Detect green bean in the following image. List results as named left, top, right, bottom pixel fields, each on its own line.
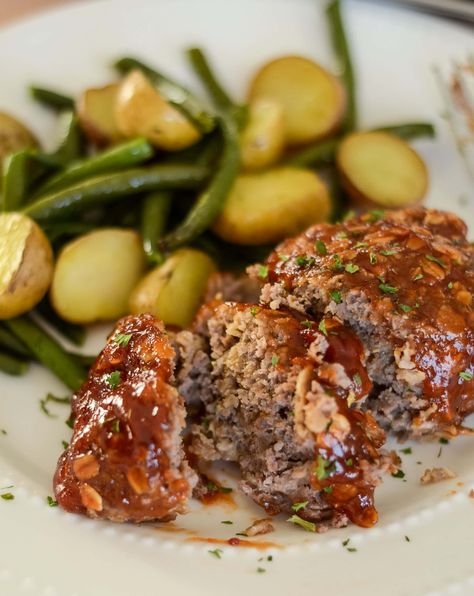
left=52, top=111, right=84, bottom=167
left=187, top=47, right=247, bottom=128
left=69, top=353, right=96, bottom=368
left=5, top=316, right=85, bottom=390
left=1, top=150, right=29, bottom=211
left=160, top=116, right=240, bottom=250
left=29, top=86, right=74, bottom=111
left=36, top=300, right=86, bottom=346
left=0, top=325, right=32, bottom=358
left=326, top=0, right=356, bottom=132
left=23, top=164, right=209, bottom=221
left=114, top=57, right=215, bottom=134
left=35, top=138, right=154, bottom=196
left=284, top=122, right=435, bottom=167
left=43, top=221, right=97, bottom=243
left=141, top=191, right=171, bottom=265
left=0, top=351, right=29, bottom=376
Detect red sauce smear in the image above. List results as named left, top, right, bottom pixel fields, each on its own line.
left=187, top=536, right=282, bottom=550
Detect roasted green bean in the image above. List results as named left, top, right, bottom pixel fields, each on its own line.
left=29, top=86, right=75, bottom=111
left=141, top=191, right=171, bottom=265
left=23, top=164, right=209, bottom=221
left=160, top=116, right=239, bottom=250
left=36, top=300, right=86, bottom=346
left=0, top=325, right=32, bottom=358
left=1, top=150, right=29, bottom=211
left=51, top=111, right=84, bottom=167
left=114, top=56, right=215, bottom=133
left=36, top=137, right=154, bottom=195
left=0, top=351, right=29, bottom=376
left=5, top=316, right=85, bottom=390
left=326, top=0, right=356, bottom=132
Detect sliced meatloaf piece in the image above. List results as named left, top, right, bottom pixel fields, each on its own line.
left=54, top=314, right=197, bottom=522
left=186, top=302, right=394, bottom=530
left=253, top=208, right=474, bottom=438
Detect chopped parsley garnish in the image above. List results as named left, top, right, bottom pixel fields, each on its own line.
left=257, top=265, right=269, bottom=279
left=114, top=333, right=132, bottom=347
left=329, top=290, right=342, bottom=304
left=46, top=496, right=58, bottom=507
left=342, top=538, right=357, bottom=552
left=369, top=253, right=377, bottom=265
left=335, top=231, right=348, bottom=240
left=459, top=370, right=473, bottom=381
left=295, top=255, right=315, bottom=268
left=65, top=415, right=74, bottom=429
left=392, top=469, right=405, bottom=479
left=61, top=440, right=69, bottom=449
left=257, top=568, right=266, bottom=574
left=439, top=438, right=449, bottom=445
left=345, top=263, right=359, bottom=274
left=40, top=393, right=71, bottom=418
left=353, top=373, right=362, bottom=387
left=332, top=254, right=343, bottom=271
left=287, top=514, right=316, bottom=532
left=345, top=458, right=353, bottom=466
left=347, top=547, right=357, bottom=553
left=354, top=241, right=368, bottom=249
left=314, top=455, right=334, bottom=480
left=368, top=210, right=385, bottom=221
left=1, top=493, right=14, bottom=501
left=249, top=306, right=260, bottom=317
left=278, top=254, right=289, bottom=262
left=205, top=482, right=233, bottom=494
left=425, top=254, right=446, bottom=268
left=379, top=282, right=398, bottom=294
left=412, top=273, right=424, bottom=281
left=271, top=354, right=279, bottom=366
left=323, top=486, right=333, bottom=494
left=0, top=429, right=6, bottom=435
left=111, top=419, right=120, bottom=433
left=106, top=371, right=121, bottom=389
left=380, top=249, right=397, bottom=256
left=448, top=282, right=454, bottom=289
left=318, top=320, right=328, bottom=337
left=437, top=446, right=443, bottom=458
left=315, top=240, right=327, bottom=255
left=405, top=535, right=410, bottom=542
left=301, top=320, right=313, bottom=329
left=208, top=549, right=223, bottom=559
left=400, top=447, right=412, bottom=455
left=399, top=304, right=412, bottom=313
left=221, top=520, right=233, bottom=525
left=291, top=501, right=308, bottom=512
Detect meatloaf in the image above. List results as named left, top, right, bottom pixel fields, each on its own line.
left=254, top=208, right=474, bottom=438
left=54, top=314, right=197, bottom=522
left=185, top=302, right=394, bottom=530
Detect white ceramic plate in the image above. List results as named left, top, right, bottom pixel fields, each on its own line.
left=1, top=1, right=474, bottom=594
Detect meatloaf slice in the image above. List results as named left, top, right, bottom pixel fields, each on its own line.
left=54, top=314, right=197, bottom=522
left=186, top=302, right=394, bottom=530
left=254, top=208, right=474, bottom=438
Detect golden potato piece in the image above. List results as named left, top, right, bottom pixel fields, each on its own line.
left=337, top=131, right=428, bottom=208
left=240, top=98, right=285, bottom=170
left=76, top=83, right=123, bottom=145
left=129, top=248, right=216, bottom=328
left=248, top=56, right=345, bottom=146
left=51, top=229, right=146, bottom=324
left=0, top=212, right=53, bottom=319
left=0, top=112, right=38, bottom=166
left=213, top=167, right=331, bottom=245
left=115, top=70, right=201, bottom=151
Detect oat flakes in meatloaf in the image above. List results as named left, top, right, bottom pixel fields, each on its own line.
left=253, top=208, right=474, bottom=438
left=181, top=302, right=395, bottom=530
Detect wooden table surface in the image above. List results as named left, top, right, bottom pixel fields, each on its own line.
left=0, top=0, right=78, bottom=27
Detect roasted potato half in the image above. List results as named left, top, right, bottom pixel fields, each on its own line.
left=129, top=248, right=216, bottom=328
left=248, top=55, right=345, bottom=146
left=0, top=112, right=38, bottom=167
left=213, top=167, right=331, bottom=245
left=240, top=98, right=285, bottom=170
left=76, top=83, right=123, bottom=145
left=0, top=212, right=53, bottom=319
left=337, top=131, right=428, bottom=208
left=116, top=70, right=201, bottom=151
left=51, top=229, right=146, bottom=324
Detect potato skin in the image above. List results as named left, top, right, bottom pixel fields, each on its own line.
left=0, top=112, right=38, bottom=166
left=0, top=213, right=53, bottom=319
left=240, top=98, right=285, bottom=170
left=76, top=83, right=123, bottom=145
left=115, top=70, right=201, bottom=151
left=213, top=167, right=331, bottom=245
left=248, top=55, right=345, bottom=146
left=51, top=228, right=146, bottom=324
left=336, top=131, right=428, bottom=209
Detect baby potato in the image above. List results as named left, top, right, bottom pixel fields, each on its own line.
left=76, top=83, right=123, bottom=145
left=248, top=55, right=345, bottom=146
left=51, top=229, right=146, bottom=324
left=129, top=248, right=216, bottom=328
left=337, top=131, right=428, bottom=208
left=0, top=112, right=38, bottom=166
left=0, top=212, right=53, bottom=319
left=116, top=70, right=201, bottom=151
left=240, top=98, right=285, bottom=170
left=213, top=167, right=331, bottom=245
